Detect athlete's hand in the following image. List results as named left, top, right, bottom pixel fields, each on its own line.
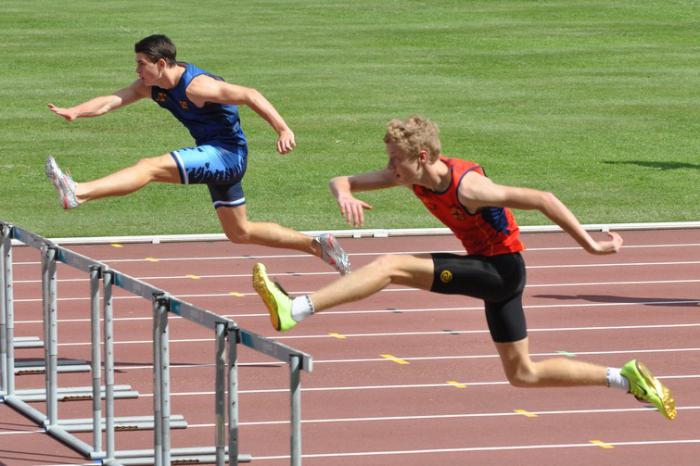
left=48, top=103, right=78, bottom=122
left=337, top=193, right=372, bottom=227
left=589, top=231, right=623, bottom=255
left=276, top=129, right=296, bottom=154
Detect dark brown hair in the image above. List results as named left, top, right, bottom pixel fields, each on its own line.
left=134, top=34, right=177, bottom=65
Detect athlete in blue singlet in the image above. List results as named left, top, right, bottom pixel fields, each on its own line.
left=45, top=34, right=350, bottom=275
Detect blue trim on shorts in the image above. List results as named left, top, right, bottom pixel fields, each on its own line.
left=169, top=152, right=187, bottom=184
left=213, top=197, right=247, bottom=209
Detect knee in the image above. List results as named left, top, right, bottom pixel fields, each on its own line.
left=370, top=254, right=404, bottom=280
left=223, top=222, right=252, bottom=244
left=135, top=155, right=175, bottom=182
left=133, top=157, right=161, bottom=181
left=503, top=360, right=538, bottom=388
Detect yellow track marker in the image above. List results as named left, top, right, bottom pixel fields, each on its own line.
left=380, top=354, right=409, bottom=365
left=111, top=243, right=123, bottom=248
left=328, top=332, right=347, bottom=340
left=447, top=380, right=467, bottom=389
left=186, top=274, right=201, bottom=280
left=590, top=440, right=614, bottom=449
left=145, top=257, right=159, bottom=262
left=514, top=409, right=538, bottom=418
left=228, top=291, right=244, bottom=297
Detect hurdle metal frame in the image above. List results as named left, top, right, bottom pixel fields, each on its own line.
left=1, top=221, right=312, bottom=465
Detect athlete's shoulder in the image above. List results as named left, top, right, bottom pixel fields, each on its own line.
left=444, top=157, right=484, bottom=178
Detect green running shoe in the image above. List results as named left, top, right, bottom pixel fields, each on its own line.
left=621, top=359, right=676, bottom=420
left=252, top=263, right=296, bottom=332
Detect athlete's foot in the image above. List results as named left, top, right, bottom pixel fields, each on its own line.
left=621, top=359, right=676, bottom=420
left=45, top=156, right=79, bottom=209
left=315, top=233, right=350, bottom=275
left=252, top=263, right=296, bottom=332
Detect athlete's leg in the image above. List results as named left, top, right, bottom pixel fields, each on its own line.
left=310, top=254, right=434, bottom=311
left=216, top=203, right=318, bottom=255
left=494, top=337, right=607, bottom=388
left=494, top=337, right=676, bottom=419
left=253, top=253, right=434, bottom=331
left=76, top=154, right=180, bottom=203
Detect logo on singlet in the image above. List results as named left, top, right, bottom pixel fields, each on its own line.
left=450, top=207, right=466, bottom=221
left=179, top=100, right=189, bottom=110
left=440, top=270, right=453, bottom=283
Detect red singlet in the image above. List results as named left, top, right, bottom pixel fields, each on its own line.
left=412, top=157, right=525, bottom=256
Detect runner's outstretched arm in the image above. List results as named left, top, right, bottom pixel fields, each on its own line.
left=457, top=172, right=623, bottom=255
left=48, top=80, right=148, bottom=121
left=329, top=168, right=397, bottom=227
left=186, top=76, right=295, bottom=154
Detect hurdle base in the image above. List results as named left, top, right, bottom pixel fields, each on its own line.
left=14, top=384, right=138, bottom=402
left=60, top=414, right=187, bottom=432
left=13, top=336, right=44, bottom=348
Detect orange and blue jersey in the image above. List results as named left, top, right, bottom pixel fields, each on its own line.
left=412, top=157, right=524, bottom=256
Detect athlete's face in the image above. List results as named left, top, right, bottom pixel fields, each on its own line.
left=135, top=53, right=164, bottom=86
left=386, top=142, right=421, bottom=185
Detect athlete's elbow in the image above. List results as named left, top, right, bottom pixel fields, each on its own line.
left=240, top=87, right=263, bottom=106
left=537, top=191, right=560, bottom=213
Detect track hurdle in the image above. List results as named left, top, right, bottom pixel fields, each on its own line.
left=1, top=220, right=313, bottom=465
left=1, top=222, right=186, bottom=460
left=101, top=265, right=312, bottom=465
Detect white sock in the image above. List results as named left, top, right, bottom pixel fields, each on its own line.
left=291, top=295, right=314, bottom=323
left=606, top=367, right=630, bottom=391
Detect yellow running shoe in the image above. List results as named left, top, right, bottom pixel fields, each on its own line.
left=252, top=263, right=296, bottom=332
left=621, top=359, right=676, bottom=420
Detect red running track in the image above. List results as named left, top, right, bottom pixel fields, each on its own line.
left=1, top=228, right=699, bottom=465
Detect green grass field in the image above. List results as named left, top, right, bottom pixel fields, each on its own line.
left=1, top=0, right=698, bottom=237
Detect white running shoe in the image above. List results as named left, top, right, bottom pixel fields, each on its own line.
left=316, top=233, right=350, bottom=275
left=45, top=156, right=79, bottom=209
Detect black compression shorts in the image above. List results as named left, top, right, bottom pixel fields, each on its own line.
left=430, top=252, right=527, bottom=343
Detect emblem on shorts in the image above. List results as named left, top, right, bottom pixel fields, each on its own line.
left=179, top=100, right=189, bottom=110
left=156, top=92, right=167, bottom=103
left=440, top=270, right=453, bottom=283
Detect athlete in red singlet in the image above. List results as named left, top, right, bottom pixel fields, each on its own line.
left=252, top=115, right=675, bottom=420
left=412, top=156, right=524, bottom=256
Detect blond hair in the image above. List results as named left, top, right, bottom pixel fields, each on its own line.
left=383, top=115, right=441, bottom=162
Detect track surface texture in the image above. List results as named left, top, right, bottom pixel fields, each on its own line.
left=1, top=228, right=699, bottom=465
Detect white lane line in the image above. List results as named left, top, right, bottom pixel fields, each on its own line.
left=252, top=438, right=700, bottom=461
left=10, top=273, right=700, bottom=286
left=12, top=299, right=700, bottom=326
left=10, top=242, right=700, bottom=266
left=312, top=347, right=700, bottom=365
left=265, top=322, right=700, bottom=340
left=104, top=348, right=700, bottom=372
left=0, top=429, right=44, bottom=436
left=9, top=277, right=700, bottom=303
left=132, top=374, right=700, bottom=397
left=202, top=406, right=700, bottom=427
left=51, top=323, right=700, bottom=348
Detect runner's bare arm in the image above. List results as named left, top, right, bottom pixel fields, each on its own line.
left=48, top=80, right=149, bottom=121
left=187, top=76, right=295, bottom=154
left=329, top=169, right=398, bottom=227
left=458, top=172, right=623, bottom=255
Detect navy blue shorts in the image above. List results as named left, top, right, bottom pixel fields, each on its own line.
left=431, top=252, right=527, bottom=343
left=170, top=143, right=248, bottom=209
